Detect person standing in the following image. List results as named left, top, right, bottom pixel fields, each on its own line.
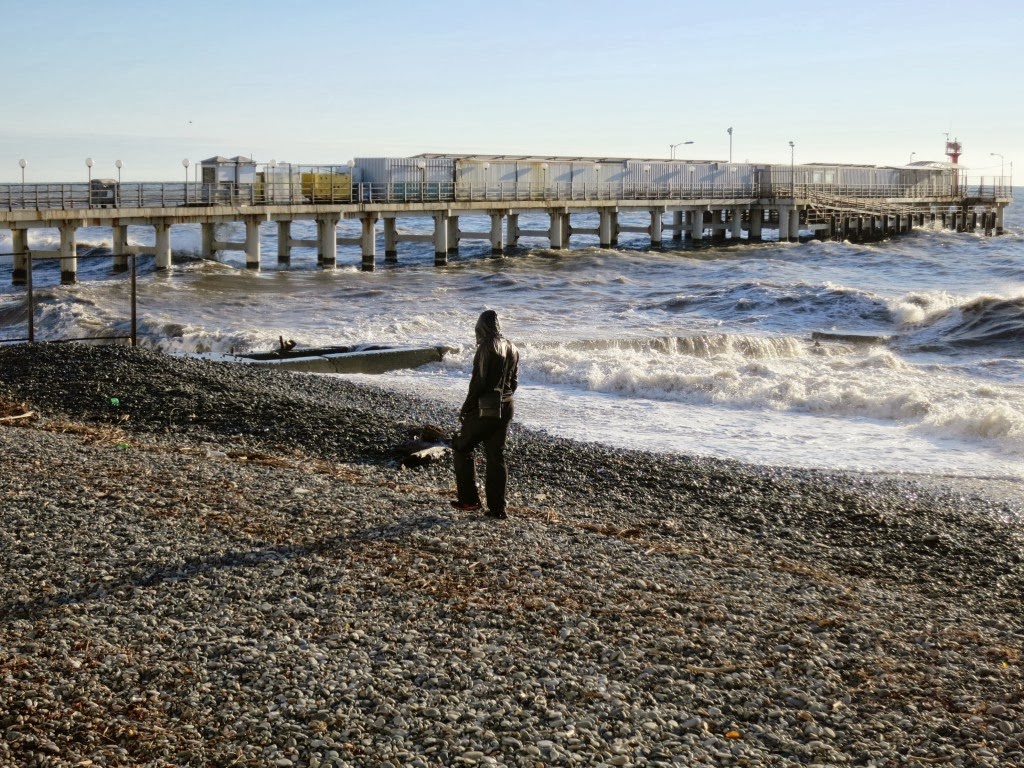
left=451, top=310, right=520, bottom=519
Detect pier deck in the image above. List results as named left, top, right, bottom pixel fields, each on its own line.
left=1, top=171, right=1012, bottom=284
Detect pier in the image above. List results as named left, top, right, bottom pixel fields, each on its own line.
left=0, top=153, right=1012, bottom=284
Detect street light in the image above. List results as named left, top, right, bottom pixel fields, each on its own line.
left=268, top=158, right=277, bottom=202
left=18, top=158, right=26, bottom=185
left=727, top=127, right=733, bottom=163
left=788, top=141, right=795, bottom=197
left=669, top=140, right=693, bottom=160
left=991, top=152, right=1005, bottom=179
left=182, top=158, right=190, bottom=204
left=909, top=152, right=916, bottom=165
left=86, top=157, right=93, bottom=207
left=115, top=159, right=123, bottom=184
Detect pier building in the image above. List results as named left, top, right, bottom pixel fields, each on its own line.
left=0, top=149, right=1011, bottom=284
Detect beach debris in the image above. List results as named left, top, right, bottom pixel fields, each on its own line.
left=395, top=424, right=451, bottom=468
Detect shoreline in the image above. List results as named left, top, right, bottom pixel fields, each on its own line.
left=2, top=343, right=1023, bottom=766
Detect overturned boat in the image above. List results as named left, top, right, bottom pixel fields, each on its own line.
left=229, top=342, right=451, bottom=374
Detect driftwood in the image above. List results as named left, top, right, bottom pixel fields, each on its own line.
left=0, top=410, right=36, bottom=423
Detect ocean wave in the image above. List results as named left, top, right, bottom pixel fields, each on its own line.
left=896, top=294, right=1024, bottom=352
left=546, top=333, right=807, bottom=360
left=646, top=281, right=894, bottom=327
left=520, top=336, right=1024, bottom=454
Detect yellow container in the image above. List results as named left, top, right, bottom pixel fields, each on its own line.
left=301, top=172, right=353, bottom=202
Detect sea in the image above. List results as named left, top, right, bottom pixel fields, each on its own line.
left=2, top=199, right=1022, bottom=500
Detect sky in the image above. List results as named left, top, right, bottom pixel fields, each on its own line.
left=2, top=0, right=1020, bottom=182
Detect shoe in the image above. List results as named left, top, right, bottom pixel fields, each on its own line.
left=451, top=501, right=482, bottom=511
left=485, top=510, right=508, bottom=520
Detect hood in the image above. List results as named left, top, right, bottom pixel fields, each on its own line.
left=475, top=310, right=502, bottom=344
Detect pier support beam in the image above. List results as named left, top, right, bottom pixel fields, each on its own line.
left=12, top=229, right=28, bottom=285
left=672, top=210, right=683, bottom=241
left=244, top=219, right=261, bottom=271
left=548, top=209, right=564, bottom=250
left=318, top=215, right=340, bottom=269
left=995, top=206, right=1004, bottom=235
left=507, top=214, right=520, bottom=250
left=789, top=208, right=800, bottom=242
left=434, top=213, right=449, bottom=265
left=359, top=214, right=376, bottom=271
left=729, top=207, right=742, bottom=241
left=383, top=217, right=398, bottom=260
left=60, top=222, right=78, bottom=283
left=690, top=209, right=705, bottom=242
left=748, top=208, right=763, bottom=242
left=610, top=211, right=619, bottom=246
left=599, top=209, right=614, bottom=248
left=112, top=224, right=128, bottom=273
left=778, top=206, right=791, bottom=242
left=447, top=215, right=460, bottom=254
left=201, top=223, right=215, bottom=257
left=489, top=212, right=504, bottom=255
left=277, top=221, right=291, bottom=265
left=154, top=221, right=171, bottom=271
left=650, top=208, right=664, bottom=247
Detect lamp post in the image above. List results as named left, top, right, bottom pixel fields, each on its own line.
left=727, top=127, right=733, bottom=163
left=991, top=152, right=1004, bottom=180
left=788, top=141, right=795, bottom=197
left=18, top=158, right=26, bottom=184
left=86, top=157, right=93, bottom=207
left=182, top=158, right=190, bottom=204
left=268, top=158, right=277, bottom=202
left=909, top=152, right=916, bottom=165
left=669, top=140, right=693, bottom=160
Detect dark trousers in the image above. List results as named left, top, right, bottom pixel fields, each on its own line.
left=452, top=402, right=514, bottom=513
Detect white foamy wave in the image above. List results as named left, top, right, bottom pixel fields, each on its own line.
left=519, top=334, right=1024, bottom=454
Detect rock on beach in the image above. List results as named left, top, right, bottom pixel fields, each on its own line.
left=1, top=343, right=1022, bottom=767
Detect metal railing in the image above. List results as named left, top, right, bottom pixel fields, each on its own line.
left=0, top=251, right=138, bottom=346
left=0, top=178, right=1012, bottom=212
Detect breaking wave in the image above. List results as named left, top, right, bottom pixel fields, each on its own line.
left=896, top=294, right=1024, bottom=353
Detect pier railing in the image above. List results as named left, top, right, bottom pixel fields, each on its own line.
left=0, top=178, right=1011, bottom=212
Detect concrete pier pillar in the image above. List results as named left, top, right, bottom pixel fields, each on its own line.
left=778, top=206, right=791, bottom=242
left=489, top=212, right=504, bottom=255
left=690, top=208, right=704, bottom=242
left=434, top=212, right=449, bottom=265
left=201, top=223, right=215, bottom=257
left=562, top=213, right=571, bottom=249
left=599, top=209, right=613, bottom=248
left=788, top=208, right=800, bottom=242
left=112, top=224, right=128, bottom=273
left=610, top=211, right=619, bottom=246
left=650, top=208, right=664, bottom=247
left=318, top=216, right=340, bottom=268
left=154, top=221, right=171, bottom=271
left=711, top=210, right=727, bottom=242
left=729, top=207, right=742, bottom=240
left=244, top=219, right=261, bottom=271
left=384, top=217, right=398, bottom=260
left=360, top=214, right=376, bottom=271
left=12, top=229, right=28, bottom=285
left=748, top=208, right=763, bottom=242
left=548, top=209, right=564, bottom=250
left=277, top=221, right=291, bottom=265
left=507, top=213, right=520, bottom=249
left=60, top=222, right=79, bottom=283
left=447, top=215, right=460, bottom=254
left=672, top=210, right=683, bottom=241
left=995, top=205, right=1004, bottom=235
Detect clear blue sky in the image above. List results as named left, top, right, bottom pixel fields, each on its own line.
left=3, top=0, right=1020, bottom=181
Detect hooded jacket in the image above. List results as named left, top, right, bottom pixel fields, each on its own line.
left=461, top=310, right=519, bottom=418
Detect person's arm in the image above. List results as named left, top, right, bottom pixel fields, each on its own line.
left=460, top=346, right=486, bottom=417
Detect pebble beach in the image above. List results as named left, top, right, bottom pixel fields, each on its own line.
left=1, top=343, right=1022, bottom=767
